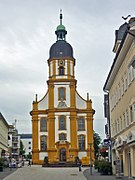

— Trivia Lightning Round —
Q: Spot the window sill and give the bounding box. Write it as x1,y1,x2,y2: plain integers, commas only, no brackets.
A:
78,129,85,131
40,150,47,152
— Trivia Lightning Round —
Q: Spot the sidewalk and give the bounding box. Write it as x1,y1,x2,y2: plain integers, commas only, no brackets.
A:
83,168,130,180
0,167,17,180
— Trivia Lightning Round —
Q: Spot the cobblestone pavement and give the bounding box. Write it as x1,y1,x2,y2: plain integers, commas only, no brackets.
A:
3,165,87,180
1,165,131,180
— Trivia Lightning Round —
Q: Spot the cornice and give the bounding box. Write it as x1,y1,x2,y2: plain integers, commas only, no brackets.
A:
30,108,95,116
47,79,77,84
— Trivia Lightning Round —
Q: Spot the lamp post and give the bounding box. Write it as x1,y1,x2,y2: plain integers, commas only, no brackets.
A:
89,143,93,175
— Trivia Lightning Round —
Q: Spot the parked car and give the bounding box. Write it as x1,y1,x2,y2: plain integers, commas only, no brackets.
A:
9,161,17,168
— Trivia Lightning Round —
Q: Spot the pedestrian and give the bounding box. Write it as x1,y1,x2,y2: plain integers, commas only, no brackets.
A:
28,159,31,167
78,160,82,172
9,158,12,171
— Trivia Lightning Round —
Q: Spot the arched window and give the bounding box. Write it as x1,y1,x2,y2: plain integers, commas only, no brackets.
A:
40,118,47,132
40,135,47,151
78,135,85,150
78,117,85,131
59,133,66,140
59,116,66,130
58,87,66,100
59,67,65,75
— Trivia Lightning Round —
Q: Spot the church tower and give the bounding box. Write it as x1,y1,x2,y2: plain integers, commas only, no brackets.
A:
30,11,95,165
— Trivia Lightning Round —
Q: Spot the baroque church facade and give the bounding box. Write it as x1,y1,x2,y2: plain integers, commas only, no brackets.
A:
30,12,95,165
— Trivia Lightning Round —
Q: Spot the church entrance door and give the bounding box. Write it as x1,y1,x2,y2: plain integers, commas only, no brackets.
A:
60,148,66,161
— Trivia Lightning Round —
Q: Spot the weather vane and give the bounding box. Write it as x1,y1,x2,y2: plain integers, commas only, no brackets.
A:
122,15,131,21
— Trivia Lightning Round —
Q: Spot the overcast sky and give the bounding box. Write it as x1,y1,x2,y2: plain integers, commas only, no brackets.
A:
0,0,135,139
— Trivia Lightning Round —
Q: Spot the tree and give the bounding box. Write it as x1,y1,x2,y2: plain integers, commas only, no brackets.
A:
20,140,25,156
93,131,101,159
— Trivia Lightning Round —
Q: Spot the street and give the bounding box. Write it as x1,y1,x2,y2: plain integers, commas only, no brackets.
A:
0,165,119,180
3,165,86,180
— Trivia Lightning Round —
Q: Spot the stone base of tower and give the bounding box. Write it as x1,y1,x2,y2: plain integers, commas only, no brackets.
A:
32,151,93,166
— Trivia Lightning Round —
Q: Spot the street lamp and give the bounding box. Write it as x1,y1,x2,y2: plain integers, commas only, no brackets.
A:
89,143,93,175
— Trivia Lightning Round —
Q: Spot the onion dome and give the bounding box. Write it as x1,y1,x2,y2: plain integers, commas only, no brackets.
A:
49,10,74,59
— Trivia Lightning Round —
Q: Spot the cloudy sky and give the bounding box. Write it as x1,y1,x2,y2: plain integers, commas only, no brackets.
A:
0,0,135,139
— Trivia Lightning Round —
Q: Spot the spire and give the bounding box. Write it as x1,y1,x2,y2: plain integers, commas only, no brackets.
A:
55,10,67,41
60,9,62,25
87,93,89,101
35,94,38,102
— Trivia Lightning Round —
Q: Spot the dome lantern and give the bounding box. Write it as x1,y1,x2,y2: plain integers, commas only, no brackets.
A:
55,10,67,41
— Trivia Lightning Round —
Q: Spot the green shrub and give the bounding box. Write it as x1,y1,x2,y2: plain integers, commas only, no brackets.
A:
99,160,112,175
94,159,112,175
94,159,99,169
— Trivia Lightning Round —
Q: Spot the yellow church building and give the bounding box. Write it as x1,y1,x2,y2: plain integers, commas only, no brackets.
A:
30,12,95,165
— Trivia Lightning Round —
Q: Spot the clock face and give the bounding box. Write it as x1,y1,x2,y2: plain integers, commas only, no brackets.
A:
59,59,65,66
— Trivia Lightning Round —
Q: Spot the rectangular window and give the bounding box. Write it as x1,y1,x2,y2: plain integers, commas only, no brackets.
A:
117,119,120,132
78,117,85,131
128,66,133,85
59,133,66,140
41,136,47,151
118,83,121,100
123,113,126,128
59,116,66,130
58,87,66,100
121,78,124,96
78,135,85,151
124,73,128,91
120,116,122,130
131,66,134,81
130,105,133,123
126,109,129,126
40,118,47,132
59,67,65,75
116,87,118,104
115,121,117,134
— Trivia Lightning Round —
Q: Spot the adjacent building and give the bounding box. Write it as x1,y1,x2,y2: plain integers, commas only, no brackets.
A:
104,17,135,178
8,125,20,160
30,12,95,165
0,113,9,158
19,134,32,156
